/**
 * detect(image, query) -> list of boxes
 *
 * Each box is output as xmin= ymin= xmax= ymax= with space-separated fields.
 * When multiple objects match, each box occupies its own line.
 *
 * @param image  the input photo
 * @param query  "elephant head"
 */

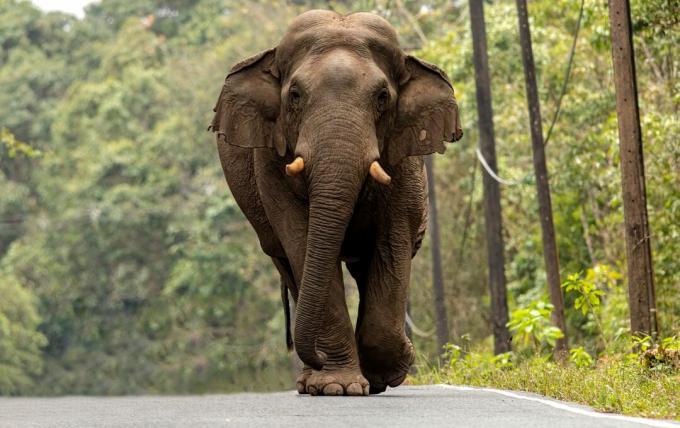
xmin=210 ymin=10 xmax=462 ymax=370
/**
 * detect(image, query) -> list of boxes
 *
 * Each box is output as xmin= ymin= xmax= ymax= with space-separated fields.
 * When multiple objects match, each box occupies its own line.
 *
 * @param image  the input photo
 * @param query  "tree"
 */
xmin=514 ymin=0 xmax=568 ymax=357
xmin=425 ymin=155 xmax=450 ymax=351
xmin=468 ymin=0 xmax=511 ymax=354
xmin=0 ymin=134 xmax=46 ymax=395
xmin=607 ymin=0 xmax=658 ymax=338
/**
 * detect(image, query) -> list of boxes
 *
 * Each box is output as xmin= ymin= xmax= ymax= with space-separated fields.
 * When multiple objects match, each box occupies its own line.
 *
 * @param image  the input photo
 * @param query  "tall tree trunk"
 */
xmin=514 ymin=0 xmax=568 ymax=358
xmin=607 ymin=0 xmax=658 ymax=338
xmin=469 ymin=0 xmax=512 ymax=355
xmin=425 ymin=155 xmax=450 ymax=351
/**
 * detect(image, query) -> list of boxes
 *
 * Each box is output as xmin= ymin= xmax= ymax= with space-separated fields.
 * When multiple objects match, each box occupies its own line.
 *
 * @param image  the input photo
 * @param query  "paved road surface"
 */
xmin=1 ymin=385 xmax=677 ymax=428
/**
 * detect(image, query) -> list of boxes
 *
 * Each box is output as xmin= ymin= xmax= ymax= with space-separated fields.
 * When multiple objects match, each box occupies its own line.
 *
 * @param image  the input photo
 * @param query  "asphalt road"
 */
xmin=1 ymin=385 xmax=677 ymax=428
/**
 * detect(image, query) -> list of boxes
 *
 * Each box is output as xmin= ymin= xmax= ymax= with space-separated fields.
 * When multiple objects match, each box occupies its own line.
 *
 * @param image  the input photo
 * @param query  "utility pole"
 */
xmin=469 ymin=0 xmax=511 ymax=354
xmin=607 ymin=0 xmax=658 ymax=338
xmin=425 ymin=155 xmax=450 ymax=351
xmin=514 ymin=0 xmax=568 ymax=358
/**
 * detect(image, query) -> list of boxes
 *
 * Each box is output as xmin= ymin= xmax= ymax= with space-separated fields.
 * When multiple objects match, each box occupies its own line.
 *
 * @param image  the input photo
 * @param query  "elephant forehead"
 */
xmin=293 ymin=48 xmax=386 ymax=93
xmin=277 ymin=11 xmax=403 ymax=75
xmin=284 ymin=10 xmax=399 ymax=42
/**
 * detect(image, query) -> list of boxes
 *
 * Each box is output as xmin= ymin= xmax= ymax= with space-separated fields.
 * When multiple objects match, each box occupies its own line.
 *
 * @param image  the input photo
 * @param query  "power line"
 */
xmin=475 ymin=0 xmax=584 ymax=184
xmin=475 ymin=148 xmax=529 ymax=186
xmin=405 ymin=312 xmax=435 ymax=337
xmin=544 ymin=0 xmax=585 ymax=147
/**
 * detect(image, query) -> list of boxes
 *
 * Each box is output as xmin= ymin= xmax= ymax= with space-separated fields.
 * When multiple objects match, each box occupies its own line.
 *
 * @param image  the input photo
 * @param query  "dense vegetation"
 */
xmin=0 ymin=0 xmax=677 ymax=404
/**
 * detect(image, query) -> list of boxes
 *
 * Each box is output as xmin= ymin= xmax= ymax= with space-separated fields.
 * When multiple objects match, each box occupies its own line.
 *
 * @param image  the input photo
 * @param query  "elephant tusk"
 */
xmin=285 ymin=157 xmax=304 ymax=176
xmin=369 ymin=161 xmax=391 ymax=185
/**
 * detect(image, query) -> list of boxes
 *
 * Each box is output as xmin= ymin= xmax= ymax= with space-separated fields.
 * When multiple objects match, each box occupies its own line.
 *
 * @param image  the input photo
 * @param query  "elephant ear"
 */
xmin=209 ymin=48 xmax=286 ymax=156
xmin=385 ymin=55 xmax=463 ymax=166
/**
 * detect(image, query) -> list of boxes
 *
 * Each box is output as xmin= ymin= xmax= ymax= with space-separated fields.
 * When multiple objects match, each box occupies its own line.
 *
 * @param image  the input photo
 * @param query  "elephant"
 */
xmin=209 ymin=10 xmax=462 ymax=396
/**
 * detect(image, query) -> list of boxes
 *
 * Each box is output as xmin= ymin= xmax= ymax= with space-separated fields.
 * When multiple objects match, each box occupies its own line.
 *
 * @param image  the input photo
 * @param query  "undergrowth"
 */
xmin=411 ymin=348 xmax=680 ymax=420
xmin=410 ymin=265 xmax=680 ymax=421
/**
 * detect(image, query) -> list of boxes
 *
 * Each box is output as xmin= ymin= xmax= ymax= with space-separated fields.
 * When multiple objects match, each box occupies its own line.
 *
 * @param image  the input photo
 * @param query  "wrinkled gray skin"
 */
xmin=210 ymin=10 xmax=462 ymax=396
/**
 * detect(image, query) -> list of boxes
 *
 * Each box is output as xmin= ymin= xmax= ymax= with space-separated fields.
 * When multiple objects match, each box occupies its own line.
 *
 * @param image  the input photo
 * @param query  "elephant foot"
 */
xmin=295 ymin=366 xmax=312 ymax=394
xmin=359 ymin=335 xmax=415 ymax=395
xmin=305 ymin=366 xmax=369 ymax=396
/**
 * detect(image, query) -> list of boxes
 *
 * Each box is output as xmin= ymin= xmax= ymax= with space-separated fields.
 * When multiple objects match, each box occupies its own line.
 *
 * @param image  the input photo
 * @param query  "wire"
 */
xmin=544 ymin=0 xmax=585 ymax=146
xmin=475 ymin=148 xmax=529 ymax=186
xmin=475 ymin=0 xmax=585 ymax=183
xmin=405 ymin=311 xmax=435 ymax=337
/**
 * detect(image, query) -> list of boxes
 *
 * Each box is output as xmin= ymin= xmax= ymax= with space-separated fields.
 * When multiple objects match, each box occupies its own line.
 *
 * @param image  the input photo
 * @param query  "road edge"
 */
xmin=434 ymin=384 xmax=679 ymax=428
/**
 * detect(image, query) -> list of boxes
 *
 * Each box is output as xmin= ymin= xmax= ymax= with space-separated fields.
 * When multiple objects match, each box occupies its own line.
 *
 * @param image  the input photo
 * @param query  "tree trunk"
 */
xmin=514 ymin=0 xmax=568 ymax=358
xmin=469 ymin=0 xmax=512 ymax=355
xmin=425 ymin=155 xmax=450 ymax=351
xmin=607 ymin=0 xmax=658 ymax=338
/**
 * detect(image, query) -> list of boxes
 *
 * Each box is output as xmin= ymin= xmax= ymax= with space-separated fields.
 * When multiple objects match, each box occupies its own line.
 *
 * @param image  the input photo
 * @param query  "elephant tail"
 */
xmin=281 ymin=281 xmax=293 ymax=351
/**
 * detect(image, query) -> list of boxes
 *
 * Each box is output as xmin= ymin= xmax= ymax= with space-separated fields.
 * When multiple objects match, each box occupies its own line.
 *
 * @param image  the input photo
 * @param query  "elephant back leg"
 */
xmin=355 ymin=157 xmax=425 ymax=394
xmin=217 ymin=141 xmax=284 ymax=258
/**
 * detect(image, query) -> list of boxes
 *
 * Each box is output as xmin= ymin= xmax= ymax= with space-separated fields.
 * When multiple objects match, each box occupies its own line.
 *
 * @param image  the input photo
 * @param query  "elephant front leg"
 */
xmin=271 ymin=245 xmax=366 ymax=396
xmin=355 ymin=235 xmax=416 ymax=394
xmin=304 ymin=260 xmax=369 ymax=396
xmin=255 ymin=151 xmax=367 ymax=396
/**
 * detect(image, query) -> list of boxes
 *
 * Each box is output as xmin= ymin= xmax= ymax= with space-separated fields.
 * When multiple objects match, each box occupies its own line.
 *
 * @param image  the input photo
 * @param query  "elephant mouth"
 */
xmin=339 ymin=178 xmax=383 ymax=263
xmin=285 ymin=156 xmax=391 ymax=186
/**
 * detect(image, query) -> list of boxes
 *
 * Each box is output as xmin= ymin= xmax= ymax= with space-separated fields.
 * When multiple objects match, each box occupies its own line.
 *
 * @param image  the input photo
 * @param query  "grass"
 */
xmin=410 ymin=352 xmax=680 ymax=421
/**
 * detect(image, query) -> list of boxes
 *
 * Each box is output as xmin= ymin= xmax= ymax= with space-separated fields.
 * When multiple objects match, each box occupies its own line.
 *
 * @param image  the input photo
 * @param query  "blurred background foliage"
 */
xmin=0 ymin=0 xmax=677 ymax=395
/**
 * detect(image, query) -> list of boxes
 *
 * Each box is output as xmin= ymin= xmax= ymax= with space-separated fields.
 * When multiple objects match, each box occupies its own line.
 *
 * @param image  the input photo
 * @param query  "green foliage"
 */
xmin=562 ymin=270 xmax=606 ymax=316
xmin=416 ymin=333 xmax=680 ymax=420
xmin=443 ymin=341 xmax=514 ymax=372
xmin=559 ymin=264 xmax=644 ymax=358
xmin=507 ymin=299 xmax=564 ymax=351
xmin=0 ymin=128 xmax=41 ymax=159
xmin=413 ymin=351 xmax=680 ymax=420
xmin=660 ymin=336 xmax=680 ymax=351
xmin=0 ymin=271 xmax=47 ymax=395
xmin=569 ymin=346 xmax=593 ymax=368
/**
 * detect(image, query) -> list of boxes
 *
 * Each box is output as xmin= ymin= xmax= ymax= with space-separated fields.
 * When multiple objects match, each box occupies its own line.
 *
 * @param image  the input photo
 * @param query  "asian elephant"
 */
xmin=209 ymin=10 xmax=462 ymax=396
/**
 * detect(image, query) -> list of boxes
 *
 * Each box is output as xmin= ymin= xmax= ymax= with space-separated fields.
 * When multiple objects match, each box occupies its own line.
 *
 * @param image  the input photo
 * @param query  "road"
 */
xmin=1 ymin=385 xmax=677 ymax=428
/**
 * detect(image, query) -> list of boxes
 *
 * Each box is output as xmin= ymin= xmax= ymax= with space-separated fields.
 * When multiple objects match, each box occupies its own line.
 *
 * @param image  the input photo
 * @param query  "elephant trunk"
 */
xmin=293 ymin=119 xmax=372 ymax=370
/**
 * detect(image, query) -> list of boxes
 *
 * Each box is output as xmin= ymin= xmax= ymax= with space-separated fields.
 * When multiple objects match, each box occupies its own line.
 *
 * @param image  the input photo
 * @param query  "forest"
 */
xmin=0 ymin=0 xmax=677 ymax=415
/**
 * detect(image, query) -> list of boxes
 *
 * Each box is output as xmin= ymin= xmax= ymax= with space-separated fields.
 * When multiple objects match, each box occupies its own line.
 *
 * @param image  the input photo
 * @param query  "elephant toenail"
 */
xmin=308 ymin=385 xmax=318 ymax=396
xmin=346 ymin=383 xmax=364 ymax=396
xmin=322 ymin=383 xmax=343 ymax=396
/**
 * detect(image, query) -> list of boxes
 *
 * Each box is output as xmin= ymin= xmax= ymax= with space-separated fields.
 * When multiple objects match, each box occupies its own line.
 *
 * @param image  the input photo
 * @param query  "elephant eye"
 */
xmin=289 ymin=86 xmax=301 ymax=107
xmin=376 ymin=87 xmax=389 ymax=112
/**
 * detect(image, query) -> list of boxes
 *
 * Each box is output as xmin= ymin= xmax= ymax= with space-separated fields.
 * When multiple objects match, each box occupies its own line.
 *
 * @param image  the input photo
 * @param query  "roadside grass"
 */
xmin=410 ymin=266 xmax=680 ymax=420
xmin=410 ymin=352 xmax=680 ymax=421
